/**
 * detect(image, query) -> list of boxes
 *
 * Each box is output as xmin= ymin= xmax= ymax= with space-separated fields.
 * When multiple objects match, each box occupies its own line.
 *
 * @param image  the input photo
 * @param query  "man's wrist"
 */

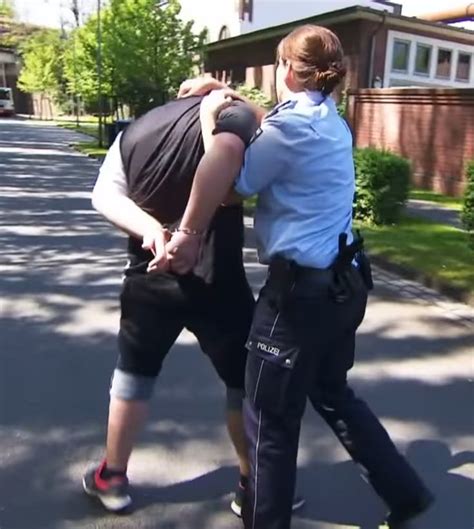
xmin=176 ymin=226 xmax=204 ymax=237
xmin=142 ymin=223 xmax=164 ymax=239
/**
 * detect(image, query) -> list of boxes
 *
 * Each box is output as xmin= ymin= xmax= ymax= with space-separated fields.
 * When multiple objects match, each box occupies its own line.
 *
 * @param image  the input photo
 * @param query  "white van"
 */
xmin=0 ymin=87 xmax=15 ymax=117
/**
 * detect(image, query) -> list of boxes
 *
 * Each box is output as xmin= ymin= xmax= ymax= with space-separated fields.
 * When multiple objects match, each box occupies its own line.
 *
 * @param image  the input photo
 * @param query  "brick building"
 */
xmin=204 ymin=5 xmax=473 ymax=96
xmin=203 ymin=5 xmax=473 ymax=195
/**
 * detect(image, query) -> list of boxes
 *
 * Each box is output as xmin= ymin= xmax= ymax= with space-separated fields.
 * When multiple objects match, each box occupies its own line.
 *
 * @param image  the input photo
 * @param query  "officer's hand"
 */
xmin=200 ymin=89 xmax=242 ymax=120
xmin=178 ymin=77 xmax=227 ymax=98
xmin=166 ymin=231 xmax=202 ymax=275
xmin=143 ymin=228 xmax=172 ymax=273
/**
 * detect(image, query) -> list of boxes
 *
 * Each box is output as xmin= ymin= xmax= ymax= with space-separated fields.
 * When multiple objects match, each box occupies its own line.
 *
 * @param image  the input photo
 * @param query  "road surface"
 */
xmin=0 ymin=119 xmax=472 ymax=529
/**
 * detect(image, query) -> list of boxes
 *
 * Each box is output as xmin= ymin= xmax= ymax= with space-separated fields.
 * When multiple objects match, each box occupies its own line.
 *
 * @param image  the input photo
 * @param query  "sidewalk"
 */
xmin=406 ymin=199 xmax=462 ymax=229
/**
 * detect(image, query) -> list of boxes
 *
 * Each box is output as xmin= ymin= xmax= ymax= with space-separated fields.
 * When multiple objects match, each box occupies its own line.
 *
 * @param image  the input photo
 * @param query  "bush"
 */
xmin=337 ymin=90 xmax=347 ymax=117
xmin=461 ymin=160 xmax=474 ymax=249
xmin=354 ymin=148 xmax=410 ymax=225
xmin=234 ymin=84 xmax=274 ymax=110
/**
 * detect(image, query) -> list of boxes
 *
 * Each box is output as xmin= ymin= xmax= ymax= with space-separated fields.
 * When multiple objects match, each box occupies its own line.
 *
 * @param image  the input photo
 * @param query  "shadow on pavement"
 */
xmin=1 ymin=121 xmax=473 ymax=529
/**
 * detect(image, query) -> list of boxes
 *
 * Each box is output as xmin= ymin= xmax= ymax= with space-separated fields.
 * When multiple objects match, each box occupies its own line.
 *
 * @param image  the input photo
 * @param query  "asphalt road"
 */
xmin=0 ymin=119 xmax=472 ymax=529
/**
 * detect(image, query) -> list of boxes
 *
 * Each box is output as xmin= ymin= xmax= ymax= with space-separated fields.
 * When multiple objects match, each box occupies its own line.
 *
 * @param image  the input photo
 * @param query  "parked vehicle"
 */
xmin=0 ymin=88 xmax=15 ymax=117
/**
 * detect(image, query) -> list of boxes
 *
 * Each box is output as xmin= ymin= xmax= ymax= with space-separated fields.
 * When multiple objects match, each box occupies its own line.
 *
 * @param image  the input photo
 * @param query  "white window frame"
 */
xmin=414 ymin=43 xmax=433 ymax=77
xmin=455 ymin=51 xmax=472 ymax=83
xmin=384 ymin=30 xmax=474 ymax=88
xmin=435 ymin=48 xmax=454 ymax=80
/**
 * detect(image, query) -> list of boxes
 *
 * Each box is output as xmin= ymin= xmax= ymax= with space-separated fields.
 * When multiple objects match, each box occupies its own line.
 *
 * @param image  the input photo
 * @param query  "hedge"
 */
xmin=461 ymin=160 xmax=474 ymax=249
xmin=353 ymin=148 xmax=411 ymax=225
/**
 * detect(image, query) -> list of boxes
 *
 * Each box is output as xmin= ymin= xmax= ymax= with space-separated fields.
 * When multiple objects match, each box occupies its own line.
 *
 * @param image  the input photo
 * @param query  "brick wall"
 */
xmin=347 ymin=88 xmax=474 ymax=196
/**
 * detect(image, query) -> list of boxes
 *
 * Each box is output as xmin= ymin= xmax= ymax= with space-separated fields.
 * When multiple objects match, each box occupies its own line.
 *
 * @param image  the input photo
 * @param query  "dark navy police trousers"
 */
xmin=242 ymin=264 xmax=429 ymax=529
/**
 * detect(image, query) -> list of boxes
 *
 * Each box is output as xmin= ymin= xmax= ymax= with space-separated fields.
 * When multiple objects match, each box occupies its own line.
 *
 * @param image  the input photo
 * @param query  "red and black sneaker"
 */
xmin=82 ymin=461 xmax=132 ymax=513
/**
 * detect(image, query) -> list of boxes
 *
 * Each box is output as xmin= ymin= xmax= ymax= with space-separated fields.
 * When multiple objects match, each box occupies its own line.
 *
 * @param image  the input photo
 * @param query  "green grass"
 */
xmin=357 ymin=215 xmax=474 ymax=294
xmin=409 ymin=189 xmax=463 ymax=210
xmin=72 ymin=140 xmax=107 ymax=158
xmin=58 ymin=122 xmax=99 ymax=139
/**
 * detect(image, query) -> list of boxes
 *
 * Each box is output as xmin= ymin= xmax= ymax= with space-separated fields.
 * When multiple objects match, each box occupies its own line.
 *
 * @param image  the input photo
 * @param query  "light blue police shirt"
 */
xmin=235 ymin=90 xmax=355 ymax=269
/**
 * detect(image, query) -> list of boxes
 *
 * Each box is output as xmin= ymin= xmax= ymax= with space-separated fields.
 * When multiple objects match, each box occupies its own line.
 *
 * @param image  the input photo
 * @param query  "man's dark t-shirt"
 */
xmin=119 ymin=96 xmax=257 ymax=283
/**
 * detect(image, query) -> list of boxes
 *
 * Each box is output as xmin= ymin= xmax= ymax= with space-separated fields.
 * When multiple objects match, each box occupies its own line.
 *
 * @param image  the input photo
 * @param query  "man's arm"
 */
xmin=91 ymin=133 xmax=162 ymax=239
xmin=92 ymin=134 xmax=170 ymax=269
xmin=163 ymin=133 xmax=245 ymax=275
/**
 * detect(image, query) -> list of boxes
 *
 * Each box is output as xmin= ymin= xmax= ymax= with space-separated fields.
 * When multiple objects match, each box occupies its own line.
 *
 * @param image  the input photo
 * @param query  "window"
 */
xmin=456 ymin=53 xmax=471 ymax=81
xmin=218 ymin=26 xmax=230 ymax=40
xmin=391 ymin=39 xmax=410 ymax=72
xmin=436 ymin=49 xmax=452 ymax=78
xmin=415 ymin=44 xmax=432 ymax=75
xmin=238 ymin=0 xmax=253 ymax=22
xmin=202 ymin=26 xmax=210 ymax=45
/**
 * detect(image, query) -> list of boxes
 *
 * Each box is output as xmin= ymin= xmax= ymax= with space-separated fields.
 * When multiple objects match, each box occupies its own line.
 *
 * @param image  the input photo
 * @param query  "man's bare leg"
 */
xmin=105 ymin=398 xmax=149 ymax=471
xmin=83 ymin=370 xmax=154 ymax=512
xmin=227 ymin=409 xmax=250 ymax=478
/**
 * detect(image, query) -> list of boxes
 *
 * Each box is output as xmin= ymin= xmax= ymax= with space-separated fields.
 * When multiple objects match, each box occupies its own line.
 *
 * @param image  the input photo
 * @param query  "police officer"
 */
xmin=167 ymin=25 xmax=434 ymax=529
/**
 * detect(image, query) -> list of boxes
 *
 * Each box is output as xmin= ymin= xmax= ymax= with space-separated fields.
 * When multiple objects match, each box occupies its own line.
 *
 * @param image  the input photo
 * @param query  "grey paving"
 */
xmin=406 ymin=199 xmax=462 ymax=228
xmin=0 ymin=119 xmax=473 ymax=529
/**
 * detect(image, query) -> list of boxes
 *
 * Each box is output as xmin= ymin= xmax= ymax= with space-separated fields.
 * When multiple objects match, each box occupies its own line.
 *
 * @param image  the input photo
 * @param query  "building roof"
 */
xmin=207 ymin=5 xmax=474 ymax=52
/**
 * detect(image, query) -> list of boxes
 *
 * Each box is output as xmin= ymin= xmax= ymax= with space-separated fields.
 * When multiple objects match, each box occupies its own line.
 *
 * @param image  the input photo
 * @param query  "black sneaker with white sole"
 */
xmin=231 ymin=481 xmax=305 ymax=518
xmin=82 ymin=461 xmax=132 ymax=513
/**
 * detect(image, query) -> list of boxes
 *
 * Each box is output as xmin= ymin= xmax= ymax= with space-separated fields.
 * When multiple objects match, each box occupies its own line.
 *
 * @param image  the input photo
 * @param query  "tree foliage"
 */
xmin=63 ymin=0 xmax=206 ymax=116
xmin=0 ymin=0 xmax=13 ymax=18
xmin=17 ymin=29 xmax=65 ymax=97
xmin=0 ymin=4 xmax=39 ymax=49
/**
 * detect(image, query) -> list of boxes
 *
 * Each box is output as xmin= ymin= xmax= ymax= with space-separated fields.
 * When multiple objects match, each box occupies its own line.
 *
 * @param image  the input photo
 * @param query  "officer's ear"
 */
xmin=284 ymin=61 xmax=299 ymax=92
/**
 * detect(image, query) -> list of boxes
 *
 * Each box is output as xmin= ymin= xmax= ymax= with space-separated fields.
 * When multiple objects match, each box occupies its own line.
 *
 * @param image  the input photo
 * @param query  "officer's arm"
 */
xmin=92 ymin=134 xmax=164 ymax=240
xmin=180 ymin=118 xmax=286 ymax=233
xmin=179 ymin=133 xmax=246 ymax=232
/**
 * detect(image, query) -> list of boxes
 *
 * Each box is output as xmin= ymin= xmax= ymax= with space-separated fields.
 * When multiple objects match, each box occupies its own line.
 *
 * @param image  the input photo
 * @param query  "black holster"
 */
xmin=266 ymin=232 xmax=374 ymax=309
xmin=266 ymin=256 xmax=296 ymax=310
xmin=329 ymin=232 xmax=373 ymax=303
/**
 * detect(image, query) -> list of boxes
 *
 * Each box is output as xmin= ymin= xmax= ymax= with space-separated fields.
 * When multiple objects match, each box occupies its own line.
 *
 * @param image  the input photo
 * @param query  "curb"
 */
xmin=370 ymin=254 xmax=474 ymax=307
xmin=68 ymin=142 xmax=106 ymax=162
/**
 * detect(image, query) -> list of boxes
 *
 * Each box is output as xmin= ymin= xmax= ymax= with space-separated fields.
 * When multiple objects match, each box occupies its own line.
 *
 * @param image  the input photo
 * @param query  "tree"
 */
xmin=0 ymin=2 xmax=39 ymax=50
xmin=0 ymin=0 xmax=13 ymax=18
xmin=18 ymin=29 xmax=65 ymax=103
xmin=63 ymin=0 xmax=206 ymax=117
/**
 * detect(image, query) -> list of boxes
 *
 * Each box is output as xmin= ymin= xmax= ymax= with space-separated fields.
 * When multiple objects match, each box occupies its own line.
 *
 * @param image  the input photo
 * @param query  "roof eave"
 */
xmin=206 ymin=5 xmax=474 ymax=52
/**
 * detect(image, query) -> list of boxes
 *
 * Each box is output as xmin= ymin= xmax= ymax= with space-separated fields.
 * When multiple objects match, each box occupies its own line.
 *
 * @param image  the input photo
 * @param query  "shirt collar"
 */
xmin=286 ymin=90 xmax=331 ymax=107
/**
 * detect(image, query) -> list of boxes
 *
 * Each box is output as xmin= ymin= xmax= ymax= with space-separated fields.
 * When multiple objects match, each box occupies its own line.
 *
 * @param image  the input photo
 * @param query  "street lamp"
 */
xmin=71 ymin=0 xmax=80 ymax=128
xmin=97 ymin=0 xmax=103 ymax=147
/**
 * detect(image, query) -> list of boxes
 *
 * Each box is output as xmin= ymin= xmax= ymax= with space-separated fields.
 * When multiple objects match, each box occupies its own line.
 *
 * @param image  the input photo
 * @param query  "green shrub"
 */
xmin=234 ymin=84 xmax=274 ymax=110
xmin=461 ymin=160 xmax=474 ymax=249
xmin=337 ymin=90 xmax=347 ymax=117
xmin=354 ymin=147 xmax=410 ymax=225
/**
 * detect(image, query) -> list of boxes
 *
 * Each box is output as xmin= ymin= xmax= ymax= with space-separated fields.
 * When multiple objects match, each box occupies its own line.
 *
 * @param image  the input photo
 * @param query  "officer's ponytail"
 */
xmin=277 ymin=25 xmax=347 ymax=95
